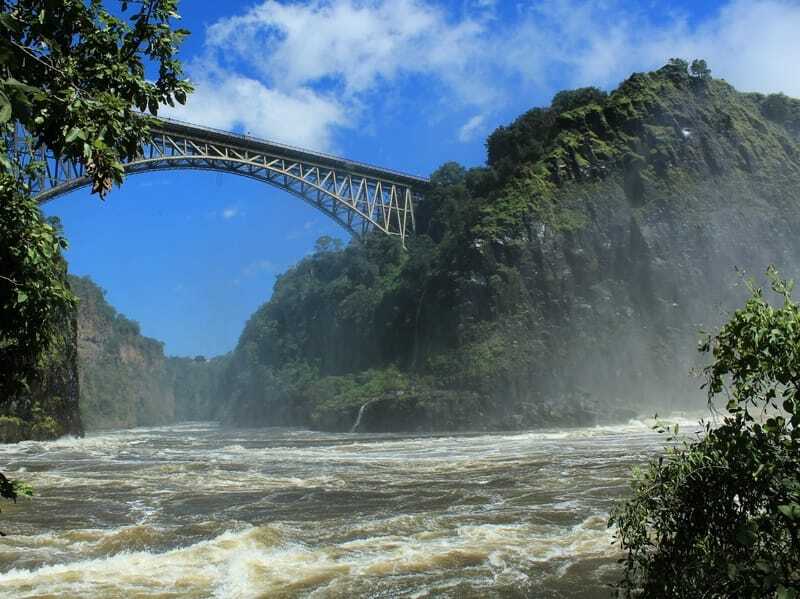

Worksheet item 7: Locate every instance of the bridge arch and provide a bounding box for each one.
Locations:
[23,118,428,244]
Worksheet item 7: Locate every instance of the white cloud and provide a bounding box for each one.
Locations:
[458,114,485,142]
[222,207,239,220]
[672,0,800,97]
[164,69,348,150]
[204,0,487,95]
[167,0,800,153]
[501,0,800,97]
[165,0,499,149]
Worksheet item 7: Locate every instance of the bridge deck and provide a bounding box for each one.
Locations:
[153,116,430,188]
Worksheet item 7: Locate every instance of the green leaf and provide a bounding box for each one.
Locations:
[778,503,800,521]
[11,480,33,498]
[777,586,798,599]
[0,90,11,123]
[16,290,28,304]
[65,128,87,144]
[2,77,41,95]
[735,524,757,547]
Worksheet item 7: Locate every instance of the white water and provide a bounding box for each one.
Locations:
[350,400,378,433]
[0,415,703,598]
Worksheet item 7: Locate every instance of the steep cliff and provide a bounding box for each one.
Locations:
[216,62,800,433]
[69,275,226,430]
[0,306,83,443]
[166,355,229,422]
[70,275,177,430]
[0,250,83,444]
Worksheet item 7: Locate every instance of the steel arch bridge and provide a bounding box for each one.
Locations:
[20,118,428,244]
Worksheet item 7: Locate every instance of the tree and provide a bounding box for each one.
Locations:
[0,0,191,500]
[611,267,800,597]
[550,86,607,114]
[314,235,343,254]
[0,0,191,195]
[665,57,689,77]
[690,59,711,80]
[0,0,191,405]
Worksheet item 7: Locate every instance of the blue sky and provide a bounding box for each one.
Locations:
[44,0,800,357]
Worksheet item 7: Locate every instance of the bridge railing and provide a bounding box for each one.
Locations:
[152,115,430,186]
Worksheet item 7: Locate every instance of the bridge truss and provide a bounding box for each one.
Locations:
[17,118,427,244]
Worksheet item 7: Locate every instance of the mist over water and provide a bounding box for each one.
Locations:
[0,417,702,598]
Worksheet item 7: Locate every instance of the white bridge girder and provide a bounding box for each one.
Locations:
[23,118,428,244]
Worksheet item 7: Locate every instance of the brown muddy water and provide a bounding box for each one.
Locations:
[0,417,700,598]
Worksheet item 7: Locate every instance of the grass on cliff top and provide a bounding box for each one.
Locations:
[474,60,800,240]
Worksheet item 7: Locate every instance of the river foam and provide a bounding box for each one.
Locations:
[0,414,706,597]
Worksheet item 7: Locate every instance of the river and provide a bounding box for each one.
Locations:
[0,417,700,598]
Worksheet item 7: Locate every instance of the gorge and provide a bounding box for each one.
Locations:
[3,62,800,438]
[3,57,800,597]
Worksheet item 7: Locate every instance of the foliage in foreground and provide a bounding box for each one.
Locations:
[611,268,800,597]
[0,0,191,405]
[0,471,32,535]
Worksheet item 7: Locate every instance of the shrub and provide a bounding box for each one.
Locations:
[611,268,800,597]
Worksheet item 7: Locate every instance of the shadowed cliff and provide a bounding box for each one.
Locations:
[215,61,800,432]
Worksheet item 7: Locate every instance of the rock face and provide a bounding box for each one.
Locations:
[1,272,226,442]
[166,355,229,422]
[70,275,177,430]
[215,64,800,433]
[0,309,83,443]
[69,276,227,431]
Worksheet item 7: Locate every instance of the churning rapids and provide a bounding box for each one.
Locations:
[0,417,701,598]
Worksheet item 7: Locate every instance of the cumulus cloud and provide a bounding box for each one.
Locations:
[222,207,239,220]
[670,0,800,97]
[457,114,486,142]
[168,69,347,149]
[501,0,800,97]
[203,0,487,95]
[167,0,800,152]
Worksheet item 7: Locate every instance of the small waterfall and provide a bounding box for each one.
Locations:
[350,399,377,433]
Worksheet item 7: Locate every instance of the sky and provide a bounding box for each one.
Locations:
[44,0,800,358]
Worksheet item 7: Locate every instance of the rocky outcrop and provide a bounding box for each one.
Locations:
[70,275,176,430]
[215,64,800,433]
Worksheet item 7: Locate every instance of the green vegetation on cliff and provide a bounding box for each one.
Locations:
[167,355,229,422]
[0,0,186,514]
[70,275,175,429]
[0,216,82,443]
[218,62,800,433]
[70,275,225,430]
